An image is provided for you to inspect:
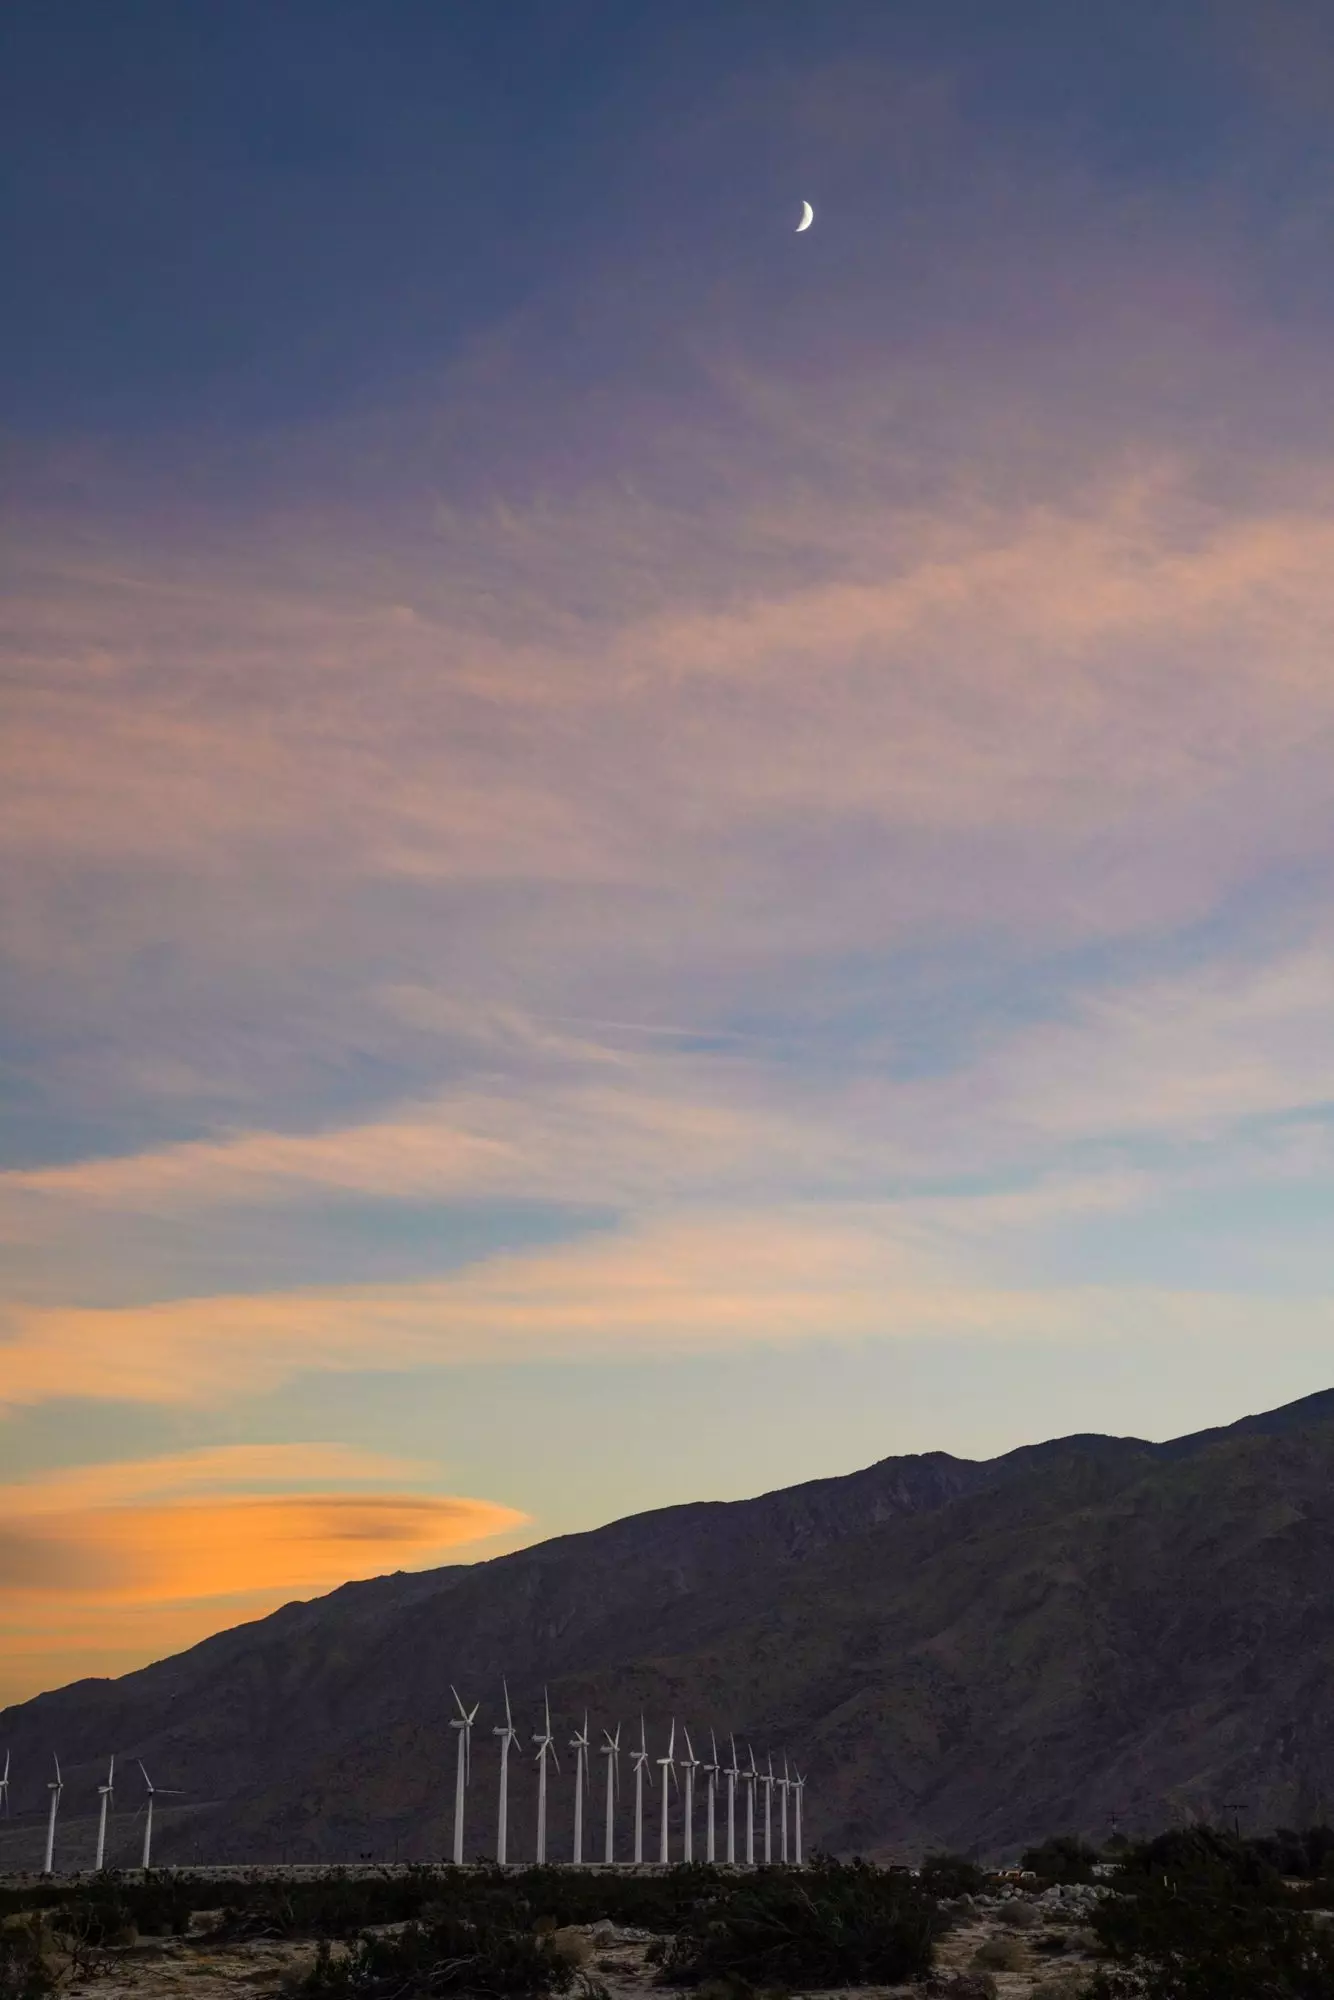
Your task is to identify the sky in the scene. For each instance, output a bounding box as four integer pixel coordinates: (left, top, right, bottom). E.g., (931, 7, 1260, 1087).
(4, 0, 1334, 1706)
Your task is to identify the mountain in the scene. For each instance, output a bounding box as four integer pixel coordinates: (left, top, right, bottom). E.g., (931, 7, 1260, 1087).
(3, 1388, 1334, 1870)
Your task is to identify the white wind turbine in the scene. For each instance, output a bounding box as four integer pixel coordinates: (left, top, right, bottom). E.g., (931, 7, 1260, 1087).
(656, 1720, 678, 1867)
(761, 1753, 774, 1865)
(532, 1690, 560, 1864)
(43, 1755, 63, 1875)
(778, 1756, 791, 1864)
(680, 1728, 700, 1864)
(0, 1751, 10, 1819)
(723, 1735, 740, 1865)
(450, 1686, 478, 1866)
(600, 1723, 621, 1865)
(570, 1712, 591, 1865)
(743, 1745, 758, 1866)
(630, 1717, 653, 1865)
(95, 1756, 116, 1872)
(793, 1766, 806, 1865)
(138, 1762, 182, 1869)
(702, 1731, 720, 1864)
(493, 1681, 522, 1866)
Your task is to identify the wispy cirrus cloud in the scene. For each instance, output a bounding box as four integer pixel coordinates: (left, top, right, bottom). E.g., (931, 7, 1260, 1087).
(3, 1204, 1332, 1420)
(7, 70, 1334, 1711)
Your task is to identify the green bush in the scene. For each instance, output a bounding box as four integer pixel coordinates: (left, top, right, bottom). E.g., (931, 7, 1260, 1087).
(918, 1852, 987, 1899)
(1023, 1837, 1101, 1886)
(649, 1858, 938, 1988)
(1110, 1827, 1282, 1900)
(0, 1920, 54, 2000)
(1088, 1877, 1334, 2000)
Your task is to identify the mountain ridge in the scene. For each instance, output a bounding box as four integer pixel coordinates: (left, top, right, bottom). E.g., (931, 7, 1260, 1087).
(3, 1387, 1333, 1868)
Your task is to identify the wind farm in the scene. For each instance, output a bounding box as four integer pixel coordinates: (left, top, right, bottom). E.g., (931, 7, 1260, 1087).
(0, 1699, 805, 1877)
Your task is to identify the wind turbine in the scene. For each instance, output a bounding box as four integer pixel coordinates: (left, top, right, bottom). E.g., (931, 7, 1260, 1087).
(702, 1731, 720, 1864)
(656, 1720, 678, 1867)
(680, 1728, 700, 1863)
(570, 1712, 591, 1865)
(138, 1762, 182, 1869)
(761, 1753, 774, 1865)
(532, 1690, 559, 1864)
(43, 1755, 63, 1875)
(630, 1717, 653, 1865)
(450, 1686, 478, 1866)
(0, 1751, 9, 1819)
(778, 1756, 791, 1864)
(724, 1735, 740, 1865)
(493, 1681, 521, 1866)
(743, 1745, 758, 1866)
(792, 1766, 806, 1865)
(599, 1723, 621, 1865)
(95, 1756, 116, 1872)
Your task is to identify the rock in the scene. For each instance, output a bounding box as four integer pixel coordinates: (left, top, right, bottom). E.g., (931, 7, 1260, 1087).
(550, 1926, 592, 1966)
(973, 1934, 1028, 1972)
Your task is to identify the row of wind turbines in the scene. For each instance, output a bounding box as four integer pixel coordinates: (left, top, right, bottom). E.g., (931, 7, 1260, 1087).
(0, 1753, 179, 1874)
(453, 1687, 807, 1869)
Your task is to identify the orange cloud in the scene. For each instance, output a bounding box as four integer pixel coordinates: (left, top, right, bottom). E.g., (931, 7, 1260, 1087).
(0, 1445, 526, 1707)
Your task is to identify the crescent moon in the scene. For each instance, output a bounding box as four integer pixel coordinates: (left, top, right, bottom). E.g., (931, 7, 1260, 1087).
(796, 200, 814, 233)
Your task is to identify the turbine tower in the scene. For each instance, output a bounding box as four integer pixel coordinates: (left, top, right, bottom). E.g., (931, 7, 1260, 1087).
(656, 1720, 678, 1867)
(43, 1756, 62, 1876)
(793, 1767, 805, 1865)
(778, 1756, 791, 1864)
(680, 1728, 700, 1864)
(761, 1753, 774, 1864)
(493, 1681, 522, 1866)
(95, 1756, 116, 1872)
(138, 1762, 181, 1869)
(450, 1685, 478, 1866)
(0, 1751, 10, 1820)
(702, 1731, 720, 1864)
(630, 1717, 653, 1865)
(532, 1690, 559, 1864)
(723, 1735, 740, 1865)
(570, 1712, 591, 1865)
(743, 1745, 758, 1866)
(599, 1723, 621, 1865)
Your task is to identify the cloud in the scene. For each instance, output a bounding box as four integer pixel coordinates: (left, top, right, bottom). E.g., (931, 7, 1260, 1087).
(6, 933, 1334, 1251)
(3, 1205, 1332, 1418)
(0, 1444, 525, 1706)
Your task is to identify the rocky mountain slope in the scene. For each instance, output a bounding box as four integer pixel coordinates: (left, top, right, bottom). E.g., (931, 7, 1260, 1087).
(3, 1389, 1332, 1869)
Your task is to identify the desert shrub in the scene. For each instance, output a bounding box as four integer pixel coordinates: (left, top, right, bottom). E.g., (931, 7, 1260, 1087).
(972, 1935, 1028, 1972)
(120, 1871, 199, 1935)
(49, 1895, 135, 1948)
(1024, 1837, 1101, 1886)
(1111, 1827, 1282, 1901)
(302, 1915, 578, 1999)
(221, 1865, 727, 1941)
(1088, 1878, 1334, 1999)
(919, 1853, 987, 1899)
(1251, 1828, 1334, 1885)
(999, 1900, 1041, 1929)
(650, 1857, 937, 1988)
(0, 1919, 53, 2000)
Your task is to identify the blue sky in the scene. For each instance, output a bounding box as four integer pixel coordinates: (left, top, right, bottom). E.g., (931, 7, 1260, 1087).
(4, 0, 1334, 1702)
